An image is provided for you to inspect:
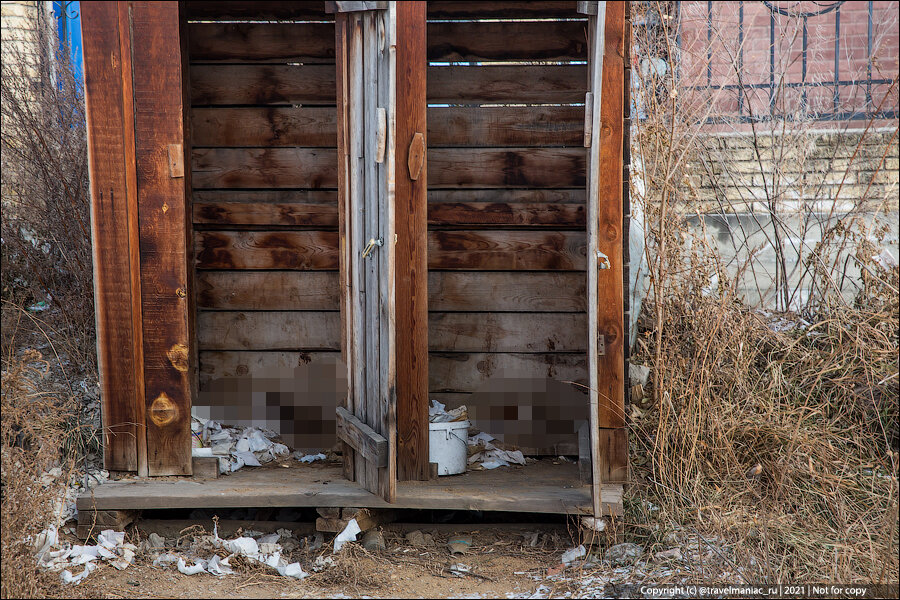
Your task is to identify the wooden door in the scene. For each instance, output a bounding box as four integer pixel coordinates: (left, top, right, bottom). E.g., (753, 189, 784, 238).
(586, 0, 628, 517)
(333, 3, 398, 502)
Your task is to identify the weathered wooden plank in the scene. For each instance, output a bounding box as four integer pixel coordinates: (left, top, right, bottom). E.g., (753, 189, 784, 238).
(198, 351, 340, 385)
(426, 1, 580, 19)
(429, 313, 586, 353)
(81, 1, 141, 473)
(185, 1, 332, 22)
(196, 271, 585, 312)
(188, 23, 335, 63)
(195, 231, 339, 270)
(131, 1, 193, 476)
(198, 350, 587, 395)
(428, 106, 583, 148)
(596, 428, 628, 483)
(428, 272, 586, 312)
(429, 202, 585, 227)
(191, 107, 336, 148)
(197, 271, 339, 310)
(190, 65, 335, 106)
(428, 20, 587, 62)
(430, 189, 585, 205)
(334, 12, 355, 483)
(428, 352, 587, 394)
(192, 105, 582, 149)
(429, 148, 586, 189)
(428, 65, 587, 104)
(193, 202, 338, 227)
(76, 462, 623, 516)
(428, 230, 586, 270)
(197, 311, 340, 351)
(195, 230, 585, 271)
(191, 199, 583, 227)
(335, 407, 388, 468)
(197, 311, 585, 365)
(192, 148, 338, 189)
(395, 1, 429, 483)
(595, 3, 626, 431)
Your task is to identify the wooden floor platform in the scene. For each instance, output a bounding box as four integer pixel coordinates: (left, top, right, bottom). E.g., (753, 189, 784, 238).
(77, 461, 623, 516)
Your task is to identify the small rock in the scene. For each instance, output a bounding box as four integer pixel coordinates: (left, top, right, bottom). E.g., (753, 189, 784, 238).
(654, 548, 682, 561)
(362, 530, 385, 552)
(629, 363, 651, 387)
(605, 542, 643, 566)
(406, 530, 425, 546)
(280, 537, 299, 553)
(422, 533, 435, 547)
(147, 533, 166, 549)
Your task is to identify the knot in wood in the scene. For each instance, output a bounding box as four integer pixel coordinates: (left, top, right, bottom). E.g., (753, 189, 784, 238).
(149, 393, 178, 427)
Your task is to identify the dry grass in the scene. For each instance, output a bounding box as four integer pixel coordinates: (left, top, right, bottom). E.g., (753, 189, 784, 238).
(0, 349, 84, 598)
(627, 2, 899, 584)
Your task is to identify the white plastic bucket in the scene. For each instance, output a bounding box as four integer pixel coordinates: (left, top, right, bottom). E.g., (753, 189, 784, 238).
(429, 420, 470, 476)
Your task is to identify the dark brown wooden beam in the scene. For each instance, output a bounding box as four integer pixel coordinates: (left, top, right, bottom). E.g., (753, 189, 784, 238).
(81, 1, 143, 473)
(131, 1, 194, 476)
(395, 1, 430, 482)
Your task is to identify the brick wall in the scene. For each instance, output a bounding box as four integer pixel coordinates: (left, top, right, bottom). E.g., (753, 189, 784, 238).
(686, 128, 899, 213)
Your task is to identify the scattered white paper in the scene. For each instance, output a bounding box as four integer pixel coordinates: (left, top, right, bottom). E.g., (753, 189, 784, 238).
(333, 518, 361, 552)
(60, 562, 97, 584)
(562, 545, 586, 565)
(177, 557, 207, 575)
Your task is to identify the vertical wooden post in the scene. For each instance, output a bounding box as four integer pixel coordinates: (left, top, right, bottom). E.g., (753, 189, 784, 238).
(81, 1, 144, 474)
(130, 1, 194, 476)
(596, 1, 628, 480)
(587, 0, 628, 517)
(394, 1, 430, 482)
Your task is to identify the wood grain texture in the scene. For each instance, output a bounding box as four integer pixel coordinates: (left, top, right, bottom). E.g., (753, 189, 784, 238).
(428, 202, 585, 227)
(196, 271, 585, 312)
(191, 148, 338, 189)
(596, 428, 628, 483)
(428, 148, 586, 189)
(195, 231, 339, 270)
(184, 1, 332, 22)
(76, 462, 623, 516)
(131, 1, 193, 476)
(428, 20, 587, 62)
(190, 64, 336, 105)
(192, 106, 582, 149)
(191, 198, 583, 228)
(395, 1, 430, 482)
(81, 1, 140, 472)
(429, 313, 586, 352)
(195, 230, 585, 271)
(428, 65, 587, 104)
(428, 230, 586, 270)
(426, 1, 580, 19)
(197, 311, 340, 350)
(192, 201, 339, 227)
(427, 272, 586, 312)
(428, 352, 587, 394)
(596, 3, 626, 430)
(428, 106, 584, 148)
(197, 271, 339, 310)
(198, 350, 586, 396)
(188, 22, 335, 63)
(336, 407, 388, 468)
(191, 107, 337, 147)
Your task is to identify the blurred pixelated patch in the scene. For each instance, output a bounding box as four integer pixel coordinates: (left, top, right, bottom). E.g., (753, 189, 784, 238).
(194, 356, 347, 452)
(449, 372, 588, 454)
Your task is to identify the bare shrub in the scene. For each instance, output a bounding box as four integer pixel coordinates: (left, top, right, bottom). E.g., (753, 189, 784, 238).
(1, 24, 94, 374)
(628, 0, 899, 583)
(0, 349, 82, 598)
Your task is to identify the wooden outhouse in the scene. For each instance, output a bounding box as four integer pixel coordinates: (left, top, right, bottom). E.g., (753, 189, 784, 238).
(78, 0, 631, 520)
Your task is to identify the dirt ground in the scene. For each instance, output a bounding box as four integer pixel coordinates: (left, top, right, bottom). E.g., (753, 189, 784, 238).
(47, 523, 688, 599)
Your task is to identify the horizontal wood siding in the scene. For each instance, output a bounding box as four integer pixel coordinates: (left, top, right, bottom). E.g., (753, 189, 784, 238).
(187, 4, 343, 424)
(425, 4, 589, 453)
